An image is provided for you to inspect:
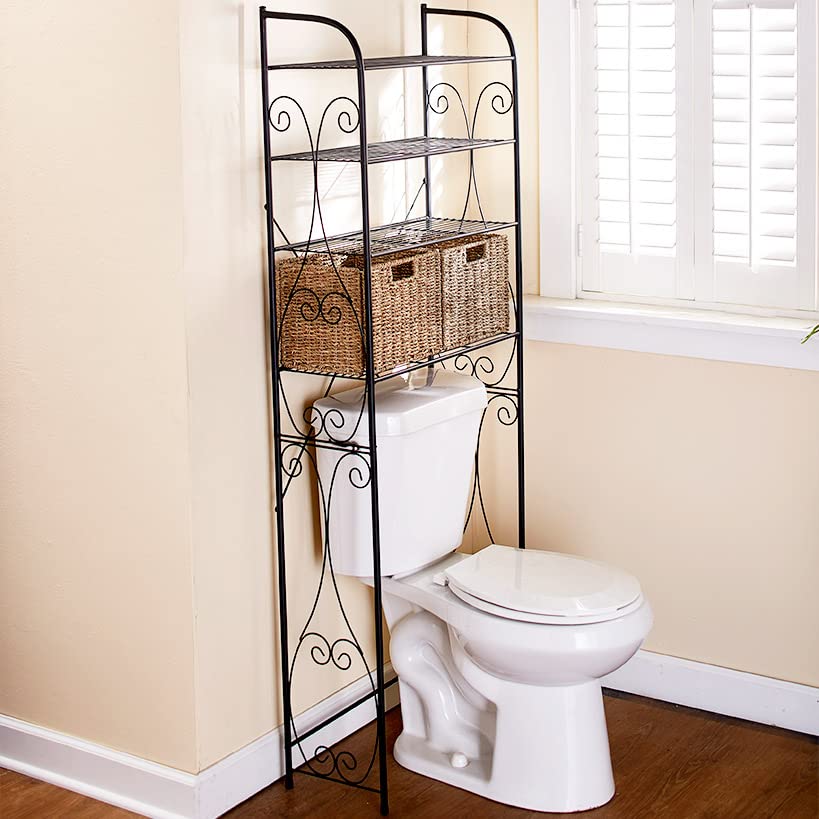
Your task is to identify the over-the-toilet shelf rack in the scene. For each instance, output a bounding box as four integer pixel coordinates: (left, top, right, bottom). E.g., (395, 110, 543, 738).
(259, 5, 525, 815)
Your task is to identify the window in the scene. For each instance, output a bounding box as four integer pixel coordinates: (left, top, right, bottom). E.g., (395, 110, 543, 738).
(577, 0, 817, 312)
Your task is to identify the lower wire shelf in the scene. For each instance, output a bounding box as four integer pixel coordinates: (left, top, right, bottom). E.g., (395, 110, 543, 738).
(279, 330, 519, 382)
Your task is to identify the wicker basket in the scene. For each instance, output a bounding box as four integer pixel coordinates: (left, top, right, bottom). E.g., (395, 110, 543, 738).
(437, 233, 510, 349)
(275, 248, 443, 377)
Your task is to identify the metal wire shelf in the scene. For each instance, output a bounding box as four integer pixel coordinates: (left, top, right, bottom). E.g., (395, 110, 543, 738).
(274, 216, 516, 258)
(272, 136, 514, 164)
(268, 53, 513, 71)
(278, 330, 519, 383)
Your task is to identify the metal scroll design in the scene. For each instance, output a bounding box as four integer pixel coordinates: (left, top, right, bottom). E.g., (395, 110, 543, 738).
(269, 97, 380, 787)
(426, 80, 514, 226)
(281, 440, 380, 786)
(428, 73, 519, 548)
(267, 94, 368, 382)
(466, 391, 519, 545)
(443, 339, 520, 546)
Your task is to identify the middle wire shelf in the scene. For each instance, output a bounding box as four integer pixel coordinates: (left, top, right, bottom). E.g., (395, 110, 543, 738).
(271, 135, 515, 164)
(275, 216, 516, 258)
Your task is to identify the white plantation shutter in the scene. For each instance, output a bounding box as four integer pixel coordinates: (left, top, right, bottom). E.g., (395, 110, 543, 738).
(695, 0, 816, 309)
(579, 0, 817, 311)
(710, 0, 798, 264)
(579, 0, 694, 298)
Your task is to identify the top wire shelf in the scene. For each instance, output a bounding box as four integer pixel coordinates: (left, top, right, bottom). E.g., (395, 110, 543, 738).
(267, 54, 513, 71)
(271, 136, 514, 164)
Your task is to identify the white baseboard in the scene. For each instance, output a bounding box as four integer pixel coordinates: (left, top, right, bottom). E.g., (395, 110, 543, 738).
(603, 649, 819, 736)
(0, 664, 399, 819)
(0, 718, 198, 819)
(2, 653, 815, 819)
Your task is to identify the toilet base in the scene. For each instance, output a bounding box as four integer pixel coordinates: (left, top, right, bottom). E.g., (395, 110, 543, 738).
(387, 607, 616, 813)
(392, 678, 615, 814)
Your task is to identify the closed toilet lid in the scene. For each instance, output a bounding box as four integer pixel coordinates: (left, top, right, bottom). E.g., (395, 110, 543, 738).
(444, 544, 642, 622)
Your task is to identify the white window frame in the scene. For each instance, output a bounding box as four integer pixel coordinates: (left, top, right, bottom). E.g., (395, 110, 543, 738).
(534, 0, 819, 370)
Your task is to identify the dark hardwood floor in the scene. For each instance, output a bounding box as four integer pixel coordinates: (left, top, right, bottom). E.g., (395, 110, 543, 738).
(2, 692, 817, 818)
(0, 766, 134, 819)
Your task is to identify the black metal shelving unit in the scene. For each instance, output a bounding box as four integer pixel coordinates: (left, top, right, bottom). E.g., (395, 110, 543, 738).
(260, 5, 525, 815)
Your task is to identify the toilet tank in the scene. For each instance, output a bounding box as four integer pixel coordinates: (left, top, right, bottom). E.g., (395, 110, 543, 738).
(311, 370, 487, 577)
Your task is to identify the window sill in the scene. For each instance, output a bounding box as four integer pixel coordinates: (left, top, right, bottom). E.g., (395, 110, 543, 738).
(523, 296, 819, 372)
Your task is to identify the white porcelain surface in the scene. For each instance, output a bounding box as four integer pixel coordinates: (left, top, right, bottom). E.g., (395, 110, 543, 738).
(444, 543, 643, 621)
(311, 372, 486, 577)
(388, 553, 653, 686)
(379, 552, 653, 812)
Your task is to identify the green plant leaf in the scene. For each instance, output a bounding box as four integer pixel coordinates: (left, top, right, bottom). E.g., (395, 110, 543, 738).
(801, 324, 819, 344)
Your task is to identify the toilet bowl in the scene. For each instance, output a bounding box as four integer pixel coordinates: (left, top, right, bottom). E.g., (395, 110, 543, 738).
(380, 550, 652, 812)
(312, 372, 652, 813)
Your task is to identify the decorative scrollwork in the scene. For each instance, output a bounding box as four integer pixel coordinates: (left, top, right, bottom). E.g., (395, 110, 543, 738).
(301, 401, 359, 443)
(311, 744, 376, 785)
(328, 449, 372, 495)
(268, 95, 313, 147)
(491, 392, 518, 427)
(268, 94, 361, 147)
(279, 431, 378, 786)
(317, 95, 361, 140)
(426, 82, 470, 135)
(471, 80, 514, 131)
(301, 633, 359, 671)
(277, 377, 367, 450)
(283, 287, 350, 326)
(451, 337, 517, 389)
(453, 353, 494, 380)
(281, 442, 307, 481)
(461, 391, 519, 544)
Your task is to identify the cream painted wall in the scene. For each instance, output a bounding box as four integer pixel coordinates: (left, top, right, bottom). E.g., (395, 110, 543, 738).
(0, 2, 198, 770)
(177, 0, 276, 773)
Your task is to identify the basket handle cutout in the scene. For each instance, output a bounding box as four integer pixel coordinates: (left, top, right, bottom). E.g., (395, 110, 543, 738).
(391, 261, 415, 281)
(466, 243, 486, 263)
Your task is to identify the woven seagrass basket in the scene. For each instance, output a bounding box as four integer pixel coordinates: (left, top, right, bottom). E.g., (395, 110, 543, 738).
(438, 233, 510, 349)
(275, 248, 443, 377)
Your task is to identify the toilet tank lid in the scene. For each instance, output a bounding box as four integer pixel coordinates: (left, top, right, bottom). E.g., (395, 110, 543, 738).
(445, 544, 643, 618)
(311, 370, 487, 440)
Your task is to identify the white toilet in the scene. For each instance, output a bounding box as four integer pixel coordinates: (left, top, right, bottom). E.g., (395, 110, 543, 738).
(312, 371, 652, 813)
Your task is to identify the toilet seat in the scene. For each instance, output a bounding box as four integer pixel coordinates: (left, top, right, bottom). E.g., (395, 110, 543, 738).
(447, 583, 645, 625)
(444, 544, 643, 625)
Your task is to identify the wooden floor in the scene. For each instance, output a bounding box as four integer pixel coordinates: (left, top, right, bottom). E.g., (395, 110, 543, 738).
(2, 692, 817, 818)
